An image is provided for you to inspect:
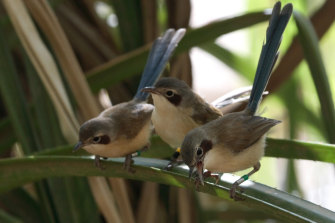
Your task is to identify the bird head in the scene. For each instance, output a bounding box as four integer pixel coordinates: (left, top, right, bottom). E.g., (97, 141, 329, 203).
(181, 128, 213, 185)
(74, 117, 113, 152)
(141, 77, 195, 110)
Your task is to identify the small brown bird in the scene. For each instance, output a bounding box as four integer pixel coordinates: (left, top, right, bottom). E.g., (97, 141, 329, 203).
(143, 77, 222, 149)
(180, 2, 292, 200)
(74, 28, 186, 171)
(142, 78, 263, 167)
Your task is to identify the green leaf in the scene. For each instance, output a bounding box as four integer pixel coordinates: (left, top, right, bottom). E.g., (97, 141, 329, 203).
(0, 156, 334, 222)
(86, 11, 270, 93)
(0, 209, 23, 223)
(266, 138, 335, 163)
(24, 42, 101, 223)
(294, 11, 335, 143)
(38, 137, 335, 164)
(0, 22, 38, 154)
(0, 117, 15, 155)
(199, 42, 255, 80)
(108, 0, 143, 51)
(0, 188, 43, 223)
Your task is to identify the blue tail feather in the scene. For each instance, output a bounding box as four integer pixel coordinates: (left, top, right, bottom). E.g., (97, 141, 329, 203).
(247, 2, 292, 114)
(134, 28, 186, 101)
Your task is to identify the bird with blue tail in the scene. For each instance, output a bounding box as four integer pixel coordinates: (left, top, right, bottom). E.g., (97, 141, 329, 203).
(180, 2, 292, 200)
(74, 28, 186, 172)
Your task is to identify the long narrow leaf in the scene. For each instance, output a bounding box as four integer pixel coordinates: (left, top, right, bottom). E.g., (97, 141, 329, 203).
(37, 137, 335, 164)
(0, 118, 15, 155)
(0, 156, 334, 222)
(86, 11, 270, 93)
(294, 11, 335, 143)
(199, 42, 255, 80)
(0, 188, 43, 223)
(0, 209, 23, 223)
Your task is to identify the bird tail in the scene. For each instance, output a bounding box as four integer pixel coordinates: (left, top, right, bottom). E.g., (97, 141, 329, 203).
(134, 28, 186, 101)
(247, 2, 292, 115)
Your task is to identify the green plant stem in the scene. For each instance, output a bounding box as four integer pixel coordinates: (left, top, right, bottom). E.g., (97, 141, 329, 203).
(0, 156, 334, 223)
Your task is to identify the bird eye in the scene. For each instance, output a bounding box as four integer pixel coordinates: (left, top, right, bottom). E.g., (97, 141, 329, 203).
(92, 136, 101, 143)
(165, 90, 174, 97)
(196, 147, 203, 156)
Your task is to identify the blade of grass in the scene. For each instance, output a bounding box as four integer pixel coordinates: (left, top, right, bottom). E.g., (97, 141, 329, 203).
(28, 1, 134, 222)
(0, 209, 23, 223)
(25, 52, 100, 223)
(2, 1, 122, 222)
(108, 0, 143, 52)
(0, 156, 334, 223)
(86, 11, 271, 93)
(0, 188, 43, 223)
(0, 118, 15, 155)
(25, 0, 100, 119)
(2, 0, 78, 141)
(268, 0, 335, 93)
(199, 42, 255, 80)
(0, 16, 57, 223)
(294, 11, 335, 143)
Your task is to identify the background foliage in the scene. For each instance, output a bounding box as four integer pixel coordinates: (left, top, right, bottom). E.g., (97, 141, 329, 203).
(0, 0, 334, 222)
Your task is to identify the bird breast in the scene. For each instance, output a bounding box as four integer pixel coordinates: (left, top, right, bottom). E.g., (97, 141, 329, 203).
(151, 94, 198, 148)
(203, 135, 266, 173)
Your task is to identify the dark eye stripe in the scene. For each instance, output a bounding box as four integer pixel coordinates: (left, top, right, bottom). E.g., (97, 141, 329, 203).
(166, 94, 181, 106)
(99, 135, 110, 144)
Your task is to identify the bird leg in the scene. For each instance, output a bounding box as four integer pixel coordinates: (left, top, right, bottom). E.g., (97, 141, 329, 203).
(203, 171, 220, 184)
(140, 142, 150, 152)
(94, 155, 105, 170)
(230, 162, 261, 201)
(124, 154, 135, 173)
(165, 148, 184, 170)
(194, 170, 220, 189)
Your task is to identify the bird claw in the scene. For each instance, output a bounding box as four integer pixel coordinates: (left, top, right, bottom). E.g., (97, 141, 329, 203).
(140, 143, 151, 152)
(194, 176, 203, 191)
(229, 182, 245, 201)
(94, 156, 106, 170)
(124, 155, 135, 173)
(203, 171, 220, 184)
(164, 160, 184, 170)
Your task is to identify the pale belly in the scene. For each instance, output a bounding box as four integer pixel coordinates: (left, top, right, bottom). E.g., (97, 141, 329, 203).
(83, 121, 152, 157)
(152, 109, 198, 148)
(204, 136, 265, 173)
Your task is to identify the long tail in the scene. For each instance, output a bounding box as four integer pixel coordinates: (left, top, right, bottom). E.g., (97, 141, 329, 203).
(134, 28, 186, 101)
(247, 2, 292, 114)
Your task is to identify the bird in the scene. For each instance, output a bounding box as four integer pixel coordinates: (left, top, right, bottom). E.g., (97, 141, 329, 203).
(180, 2, 292, 200)
(74, 28, 186, 172)
(141, 77, 222, 164)
(141, 77, 266, 168)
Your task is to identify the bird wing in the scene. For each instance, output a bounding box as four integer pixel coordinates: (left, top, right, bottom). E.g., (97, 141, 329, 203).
(212, 112, 280, 153)
(107, 101, 154, 140)
(211, 86, 268, 115)
(191, 95, 222, 125)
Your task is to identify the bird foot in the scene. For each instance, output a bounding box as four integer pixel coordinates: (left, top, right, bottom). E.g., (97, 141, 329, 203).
(94, 156, 106, 170)
(164, 149, 183, 170)
(193, 171, 219, 190)
(203, 171, 220, 184)
(124, 154, 135, 173)
(229, 182, 245, 201)
(164, 160, 184, 170)
(140, 142, 151, 152)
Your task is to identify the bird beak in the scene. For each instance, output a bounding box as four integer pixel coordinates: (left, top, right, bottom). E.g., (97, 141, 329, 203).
(73, 141, 83, 152)
(196, 161, 205, 186)
(188, 166, 195, 179)
(141, 87, 159, 94)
